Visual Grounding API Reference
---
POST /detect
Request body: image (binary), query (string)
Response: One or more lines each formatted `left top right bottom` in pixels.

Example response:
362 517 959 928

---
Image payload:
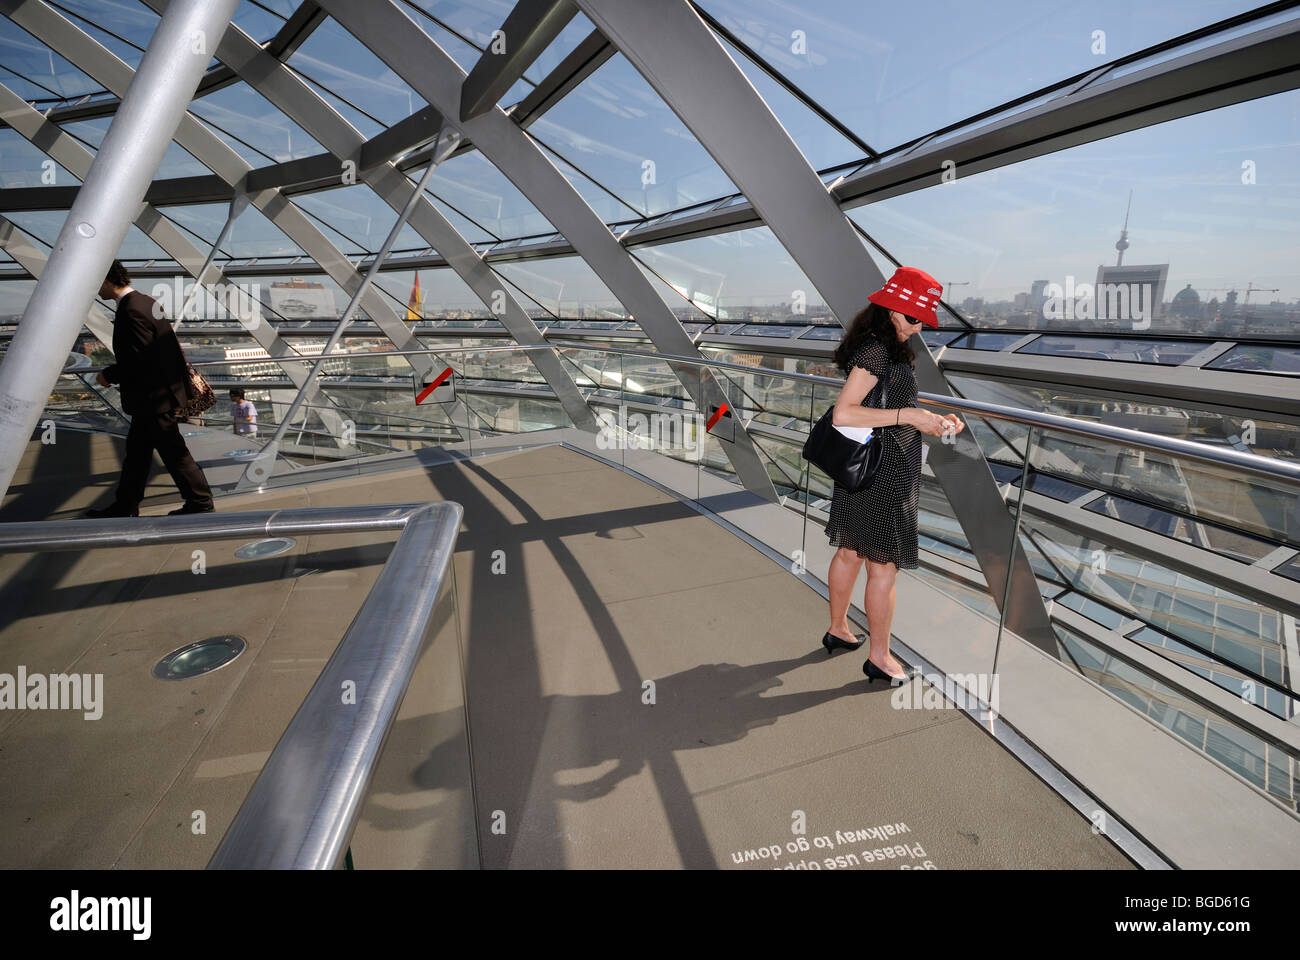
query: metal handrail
72 341 1300 487
0 502 464 869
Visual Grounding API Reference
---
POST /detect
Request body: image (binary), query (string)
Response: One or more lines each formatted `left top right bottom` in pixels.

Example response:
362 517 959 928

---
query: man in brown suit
86 261 215 517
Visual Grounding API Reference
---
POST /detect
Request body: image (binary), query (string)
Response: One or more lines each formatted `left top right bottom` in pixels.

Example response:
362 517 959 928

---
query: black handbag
802 362 889 493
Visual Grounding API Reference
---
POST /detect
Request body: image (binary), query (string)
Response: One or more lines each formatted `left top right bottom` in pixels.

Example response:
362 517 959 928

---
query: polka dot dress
823 338 922 569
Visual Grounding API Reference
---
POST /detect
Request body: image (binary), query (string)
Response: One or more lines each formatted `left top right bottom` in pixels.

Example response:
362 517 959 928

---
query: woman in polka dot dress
821 267 964 682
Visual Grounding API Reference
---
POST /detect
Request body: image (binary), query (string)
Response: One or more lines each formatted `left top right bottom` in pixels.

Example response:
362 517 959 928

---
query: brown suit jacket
102 291 190 419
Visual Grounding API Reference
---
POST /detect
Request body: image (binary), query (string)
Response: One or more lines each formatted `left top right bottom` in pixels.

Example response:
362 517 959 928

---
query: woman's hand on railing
906 407 950 437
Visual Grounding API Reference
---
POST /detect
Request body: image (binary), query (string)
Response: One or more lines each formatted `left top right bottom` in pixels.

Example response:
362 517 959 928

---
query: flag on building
406 272 423 321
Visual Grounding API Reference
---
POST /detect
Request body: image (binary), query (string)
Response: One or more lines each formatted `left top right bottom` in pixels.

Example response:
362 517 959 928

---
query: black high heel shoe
863 657 908 684
822 631 866 654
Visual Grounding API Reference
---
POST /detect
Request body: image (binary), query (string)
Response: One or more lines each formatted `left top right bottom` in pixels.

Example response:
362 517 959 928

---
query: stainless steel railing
0 502 464 869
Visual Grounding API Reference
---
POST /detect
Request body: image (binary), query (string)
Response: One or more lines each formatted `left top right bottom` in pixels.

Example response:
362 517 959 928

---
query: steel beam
319 0 779 500
460 0 577 122
0 0 241 502
168 5 598 434
575 0 1056 647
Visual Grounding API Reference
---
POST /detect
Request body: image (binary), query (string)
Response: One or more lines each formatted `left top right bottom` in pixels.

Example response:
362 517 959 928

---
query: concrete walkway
0 435 1130 869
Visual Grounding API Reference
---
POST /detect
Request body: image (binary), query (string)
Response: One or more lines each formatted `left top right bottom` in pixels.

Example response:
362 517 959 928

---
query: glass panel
59 117 211 179
285 15 423 127
710 32 864 171
292 184 427 255
947 373 1300 461
1053 622 1297 807
426 150 554 239
1023 514 1290 688
0 128 82 188
492 257 626 320
189 81 325 163
232 1 290 45
55 0 159 62
950 332 1026 351
845 88 1300 340
0 211 167 260
156 202 308 259
0 19 103 102
528 53 738 217
800 325 846 341
1207 344 1300 375
370 267 488 322
701 0 1262 154
630 225 829 323
1017 335 1209 364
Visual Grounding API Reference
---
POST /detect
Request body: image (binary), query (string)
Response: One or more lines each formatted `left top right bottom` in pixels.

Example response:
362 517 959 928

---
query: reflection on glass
1206 344 1300 375
1054 623 1295 807
1017 336 1208 364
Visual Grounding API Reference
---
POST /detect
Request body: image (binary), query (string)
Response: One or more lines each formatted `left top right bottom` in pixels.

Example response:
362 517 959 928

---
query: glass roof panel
231 0 290 45
710 32 866 172
156 201 309 259
425 150 554 239
631 225 830 324
0 19 102 101
293 71 388 141
492 257 625 320
1 209 166 259
0 128 82 188
55 0 158 54
846 88 1300 341
701 0 1263 153
292 184 427 255
525 133 645 225
528 52 738 217
286 15 424 128
414 189 497 246
58 117 210 178
188 81 324 164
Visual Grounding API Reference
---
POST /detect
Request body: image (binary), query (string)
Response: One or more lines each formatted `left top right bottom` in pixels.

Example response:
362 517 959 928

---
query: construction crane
1243 282 1280 308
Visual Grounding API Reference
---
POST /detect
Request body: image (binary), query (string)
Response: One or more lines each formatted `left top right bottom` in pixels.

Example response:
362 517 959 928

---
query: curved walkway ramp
1 434 1129 869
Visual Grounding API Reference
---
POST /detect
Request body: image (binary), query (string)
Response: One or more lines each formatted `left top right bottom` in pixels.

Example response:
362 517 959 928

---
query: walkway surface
0 433 1131 869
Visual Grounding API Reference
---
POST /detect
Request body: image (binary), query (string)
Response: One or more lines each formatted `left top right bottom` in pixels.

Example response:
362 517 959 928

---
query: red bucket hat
867 267 943 328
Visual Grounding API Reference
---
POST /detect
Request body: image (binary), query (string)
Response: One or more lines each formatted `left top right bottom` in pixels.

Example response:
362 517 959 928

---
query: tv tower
1115 190 1132 266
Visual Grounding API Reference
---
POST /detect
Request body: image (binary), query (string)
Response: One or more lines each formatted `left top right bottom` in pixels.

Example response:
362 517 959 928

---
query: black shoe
168 502 215 515
863 657 908 684
822 631 866 654
85 503 139 518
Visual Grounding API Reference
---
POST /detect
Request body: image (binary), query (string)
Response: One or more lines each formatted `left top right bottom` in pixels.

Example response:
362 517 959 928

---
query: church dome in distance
1171 283 1201 315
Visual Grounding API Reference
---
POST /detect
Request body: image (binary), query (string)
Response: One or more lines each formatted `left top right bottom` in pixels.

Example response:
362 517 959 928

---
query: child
230 388 257 437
